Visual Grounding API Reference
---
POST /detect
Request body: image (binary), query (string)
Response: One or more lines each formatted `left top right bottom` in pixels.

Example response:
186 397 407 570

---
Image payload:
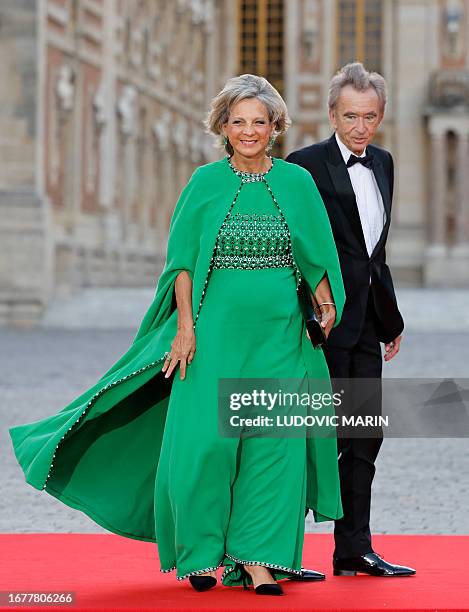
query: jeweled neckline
227 156 274 182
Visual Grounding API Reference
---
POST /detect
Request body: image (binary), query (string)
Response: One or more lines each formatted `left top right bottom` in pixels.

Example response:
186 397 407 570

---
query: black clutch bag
297 278 327 348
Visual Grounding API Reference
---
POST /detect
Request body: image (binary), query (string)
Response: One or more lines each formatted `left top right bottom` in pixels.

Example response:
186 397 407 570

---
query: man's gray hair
328 62 387 114
205 73 291 156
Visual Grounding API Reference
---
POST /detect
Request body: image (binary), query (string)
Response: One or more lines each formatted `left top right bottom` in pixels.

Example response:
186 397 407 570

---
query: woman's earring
223 135 228 146
268 135 276 151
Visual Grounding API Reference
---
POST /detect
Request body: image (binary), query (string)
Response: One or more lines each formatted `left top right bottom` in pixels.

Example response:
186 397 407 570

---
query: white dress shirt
335 133 386 257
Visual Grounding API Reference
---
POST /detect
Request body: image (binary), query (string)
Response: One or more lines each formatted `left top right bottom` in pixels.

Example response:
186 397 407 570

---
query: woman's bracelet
318 302 336 308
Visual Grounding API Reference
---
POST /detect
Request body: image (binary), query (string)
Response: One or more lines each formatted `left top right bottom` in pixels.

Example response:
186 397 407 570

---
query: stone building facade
0 0 236 325
0 0 468 325
282 0 469 286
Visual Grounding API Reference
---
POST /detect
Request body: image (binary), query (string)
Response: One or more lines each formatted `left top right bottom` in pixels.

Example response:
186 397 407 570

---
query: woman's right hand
162 326 196 380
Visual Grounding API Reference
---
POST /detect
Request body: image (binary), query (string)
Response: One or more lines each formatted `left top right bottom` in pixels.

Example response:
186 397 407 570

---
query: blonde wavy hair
204 74 291 156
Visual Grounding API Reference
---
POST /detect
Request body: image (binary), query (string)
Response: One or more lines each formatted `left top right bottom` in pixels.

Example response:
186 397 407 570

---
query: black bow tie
347 153 374 169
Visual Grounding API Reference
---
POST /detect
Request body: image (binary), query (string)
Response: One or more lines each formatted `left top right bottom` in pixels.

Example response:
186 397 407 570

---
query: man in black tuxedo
286 63 415 577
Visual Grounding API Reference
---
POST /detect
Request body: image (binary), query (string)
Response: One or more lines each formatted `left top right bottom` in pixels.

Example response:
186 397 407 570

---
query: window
336 0 383 73
238 0 284 93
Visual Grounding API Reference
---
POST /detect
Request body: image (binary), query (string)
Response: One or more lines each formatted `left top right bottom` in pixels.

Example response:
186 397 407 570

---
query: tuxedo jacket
286 133 404 348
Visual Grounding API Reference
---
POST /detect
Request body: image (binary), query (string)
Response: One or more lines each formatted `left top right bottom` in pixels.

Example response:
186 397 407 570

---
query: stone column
449 126 469 285
161 149 175 248
173 118 189 198
392 0 431 284
203 0 220 129
0 1 50 325
190 129 203 177
428 129 447 250
148 139 160 247
116 85 137 243
55 65 76 221
204 1 215 101
455 130 469 248
139 120 152 245
98 0 120 252
284 0 300 152
153 113 171 250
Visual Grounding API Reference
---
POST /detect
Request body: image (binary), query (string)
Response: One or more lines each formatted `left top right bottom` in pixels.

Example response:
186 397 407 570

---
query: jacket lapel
325 134 368 254
369 154 391 259
371 156 391 220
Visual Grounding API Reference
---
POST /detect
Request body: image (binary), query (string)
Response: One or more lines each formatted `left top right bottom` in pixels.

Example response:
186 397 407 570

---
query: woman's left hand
318 305 336 338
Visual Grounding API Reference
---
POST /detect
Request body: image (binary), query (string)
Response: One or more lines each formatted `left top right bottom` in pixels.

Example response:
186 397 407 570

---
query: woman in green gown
9 75 345 596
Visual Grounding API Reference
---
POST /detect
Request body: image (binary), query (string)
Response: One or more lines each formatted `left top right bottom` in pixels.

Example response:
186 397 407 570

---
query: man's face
329 85 383 155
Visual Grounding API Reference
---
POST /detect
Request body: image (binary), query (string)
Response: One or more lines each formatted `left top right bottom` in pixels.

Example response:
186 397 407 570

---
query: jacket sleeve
290 168 346 328
285 151 299 165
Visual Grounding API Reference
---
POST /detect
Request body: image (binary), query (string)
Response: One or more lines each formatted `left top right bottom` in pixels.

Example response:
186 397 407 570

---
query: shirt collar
335 132 367 164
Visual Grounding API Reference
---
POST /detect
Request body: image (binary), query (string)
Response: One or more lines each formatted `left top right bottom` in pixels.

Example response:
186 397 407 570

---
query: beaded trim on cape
212 212 294 270
226 155 274 183
41 352 170 490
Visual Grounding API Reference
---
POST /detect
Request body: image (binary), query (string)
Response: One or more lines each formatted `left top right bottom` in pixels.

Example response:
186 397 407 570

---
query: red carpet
1 534 467 611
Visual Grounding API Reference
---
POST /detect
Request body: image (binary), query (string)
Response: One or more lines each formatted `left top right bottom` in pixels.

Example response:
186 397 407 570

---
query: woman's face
223 98 274 159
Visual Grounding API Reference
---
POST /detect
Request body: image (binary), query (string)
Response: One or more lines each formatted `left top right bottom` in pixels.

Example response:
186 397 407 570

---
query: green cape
9 157 346 542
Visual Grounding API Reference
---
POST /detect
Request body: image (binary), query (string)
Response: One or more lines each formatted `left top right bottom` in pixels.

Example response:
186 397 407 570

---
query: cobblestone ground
1 328 468 535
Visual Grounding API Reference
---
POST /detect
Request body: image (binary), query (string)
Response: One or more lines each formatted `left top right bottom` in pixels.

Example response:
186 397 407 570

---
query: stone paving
38 287 469 331
1 287 469 536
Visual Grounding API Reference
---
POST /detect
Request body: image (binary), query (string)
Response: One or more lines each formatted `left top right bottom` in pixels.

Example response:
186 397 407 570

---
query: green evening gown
156 160 329 585
9 156 344 588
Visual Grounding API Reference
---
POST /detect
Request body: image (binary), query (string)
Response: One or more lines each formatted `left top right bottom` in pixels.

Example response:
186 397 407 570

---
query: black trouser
323 292 383 559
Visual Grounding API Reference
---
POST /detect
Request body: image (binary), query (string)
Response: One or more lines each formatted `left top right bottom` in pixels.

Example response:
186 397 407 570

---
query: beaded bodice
210 157 295 271
212 212 294 270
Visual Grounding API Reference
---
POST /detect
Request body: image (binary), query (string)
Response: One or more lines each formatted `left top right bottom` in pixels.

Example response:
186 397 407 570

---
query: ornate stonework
0 0 234 324
284 0 469 286
1 0 467 325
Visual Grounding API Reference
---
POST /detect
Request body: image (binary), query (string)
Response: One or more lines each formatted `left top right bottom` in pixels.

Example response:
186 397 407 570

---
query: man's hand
384 334 402 362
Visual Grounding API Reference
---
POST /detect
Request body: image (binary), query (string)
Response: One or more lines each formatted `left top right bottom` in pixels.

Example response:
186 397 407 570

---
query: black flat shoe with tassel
189 575 217 591
237 564 283 596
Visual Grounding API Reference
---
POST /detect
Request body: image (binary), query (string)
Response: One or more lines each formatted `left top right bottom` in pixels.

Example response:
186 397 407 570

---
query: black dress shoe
189 575 217 591
237 564 283 596
333 552 416 577
255 583 283 596
287 567 326 581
